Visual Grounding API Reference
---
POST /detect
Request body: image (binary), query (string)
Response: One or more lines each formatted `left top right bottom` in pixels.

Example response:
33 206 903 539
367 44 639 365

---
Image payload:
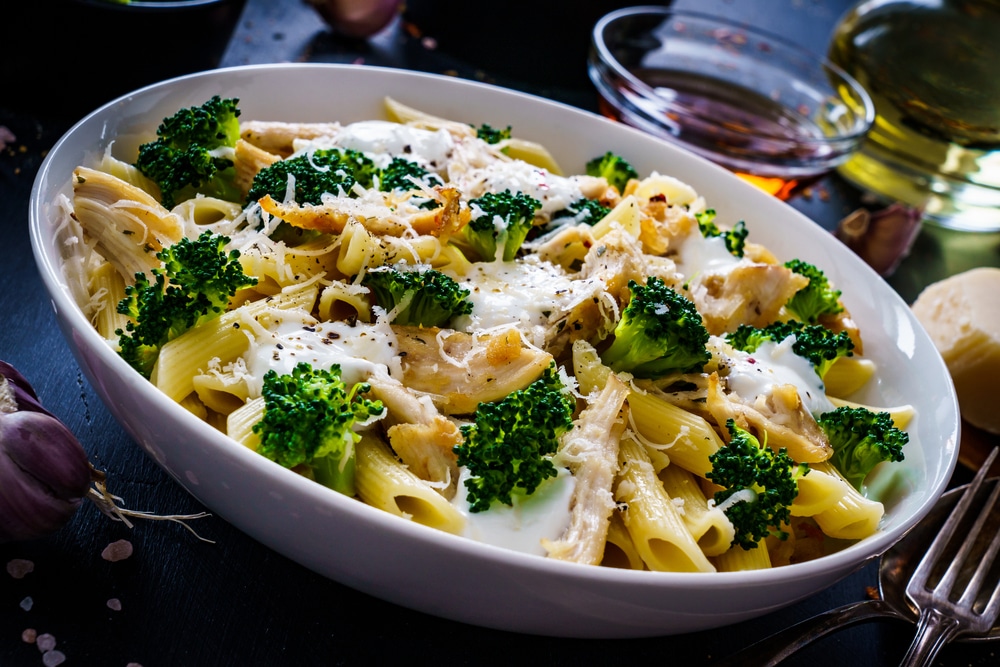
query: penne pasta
627 389 723 477
615 437 716 573
809 462 885 539
601 511 646 570
713 538 771 572
355 434 465 535
658 462 734 557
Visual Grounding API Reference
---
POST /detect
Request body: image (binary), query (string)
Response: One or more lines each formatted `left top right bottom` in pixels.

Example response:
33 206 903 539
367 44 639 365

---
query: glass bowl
589 6 875 199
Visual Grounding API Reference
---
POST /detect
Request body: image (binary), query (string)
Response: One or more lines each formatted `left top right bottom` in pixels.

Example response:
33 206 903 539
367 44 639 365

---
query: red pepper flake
6 558 34 579
101 539 134 562
21 628 37 643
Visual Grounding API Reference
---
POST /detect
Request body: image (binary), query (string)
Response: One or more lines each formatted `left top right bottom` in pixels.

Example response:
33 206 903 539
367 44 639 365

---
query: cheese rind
911 267 1000 434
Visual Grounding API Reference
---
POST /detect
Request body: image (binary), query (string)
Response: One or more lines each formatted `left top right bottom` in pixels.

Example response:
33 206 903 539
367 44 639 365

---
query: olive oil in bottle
828 0 1000 231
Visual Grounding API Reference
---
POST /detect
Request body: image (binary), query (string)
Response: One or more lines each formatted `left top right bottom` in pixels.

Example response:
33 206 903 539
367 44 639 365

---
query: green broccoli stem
312 449 357 497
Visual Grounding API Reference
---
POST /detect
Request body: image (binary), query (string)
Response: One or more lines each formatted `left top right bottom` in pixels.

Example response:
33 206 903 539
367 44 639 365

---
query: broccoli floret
245 147 377 206
817 406 908 490
252 363 385 496
726 320 854 379
464 189 541 261
550 198 611 226
362 265 473 327
599 277 711 378
695 209 748 258
784 259 845 324
377 156 443 193
474 123 512 144
134 96 242 209
707 420 809 550
115 231 257 378
585 151 638 193
453 363 575 513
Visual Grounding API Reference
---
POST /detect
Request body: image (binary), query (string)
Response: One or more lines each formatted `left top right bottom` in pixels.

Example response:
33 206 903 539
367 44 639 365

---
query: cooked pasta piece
602 511 645 570
627 388 724 478
658 463 734 557
355 434 466 535
810 462 884 540
823 356 876 398
227 396 264 450
713 538 772 572
615 437 716 573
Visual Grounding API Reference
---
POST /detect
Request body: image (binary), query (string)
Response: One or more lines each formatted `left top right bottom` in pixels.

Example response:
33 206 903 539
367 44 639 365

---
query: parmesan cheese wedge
911 267 1000 434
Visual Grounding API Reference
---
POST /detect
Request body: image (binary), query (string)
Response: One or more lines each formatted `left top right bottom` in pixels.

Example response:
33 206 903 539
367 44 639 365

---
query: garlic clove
0 410 92 543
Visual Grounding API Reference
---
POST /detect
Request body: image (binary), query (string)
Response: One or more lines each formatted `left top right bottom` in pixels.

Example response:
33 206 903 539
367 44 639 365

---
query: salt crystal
126 663 144 667
107 598 122 611
19 597 33 611
21 628 37 643
6 559 34 579
42 650 66 667
101 539 134 562
36 633 56 652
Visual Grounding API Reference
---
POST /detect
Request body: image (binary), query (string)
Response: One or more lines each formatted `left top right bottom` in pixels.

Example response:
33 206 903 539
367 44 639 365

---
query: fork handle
898 607 963 667
712 598 906 667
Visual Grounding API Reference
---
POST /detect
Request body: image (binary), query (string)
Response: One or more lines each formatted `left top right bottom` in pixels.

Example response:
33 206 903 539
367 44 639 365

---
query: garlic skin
0 361 93 543
0 410 92 542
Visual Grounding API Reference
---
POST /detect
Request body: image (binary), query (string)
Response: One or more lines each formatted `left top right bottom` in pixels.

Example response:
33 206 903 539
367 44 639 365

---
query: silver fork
899 447 1000 666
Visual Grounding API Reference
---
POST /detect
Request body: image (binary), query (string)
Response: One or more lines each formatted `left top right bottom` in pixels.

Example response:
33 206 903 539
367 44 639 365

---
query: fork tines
909 446 1000 629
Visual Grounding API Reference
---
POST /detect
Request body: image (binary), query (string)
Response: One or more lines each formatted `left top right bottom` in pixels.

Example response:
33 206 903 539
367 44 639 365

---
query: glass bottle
828 0 1000 232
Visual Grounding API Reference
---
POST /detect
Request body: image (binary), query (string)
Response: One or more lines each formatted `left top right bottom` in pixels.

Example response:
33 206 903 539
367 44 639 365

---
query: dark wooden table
2 1 998 665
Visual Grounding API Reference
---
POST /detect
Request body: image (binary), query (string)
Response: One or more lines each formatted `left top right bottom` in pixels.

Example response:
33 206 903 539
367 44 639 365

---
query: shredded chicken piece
545 227 681 359
543 372 629 564
257 186 466 238
705 372 831 463
239 120 342 157
688 263 809 336
394 326 554 415
72 167 183 280
366 372 460 495
529 224 595 271
637 197 696 256
400 187 469 239
820 309 864 355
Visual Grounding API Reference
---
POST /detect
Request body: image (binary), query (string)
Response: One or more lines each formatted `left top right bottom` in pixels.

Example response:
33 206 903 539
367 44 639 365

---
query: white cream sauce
452 255 604 348
721 335 836 416
245 309 403 390
675 232 743 279
452 466 576 556
307 120 456 172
